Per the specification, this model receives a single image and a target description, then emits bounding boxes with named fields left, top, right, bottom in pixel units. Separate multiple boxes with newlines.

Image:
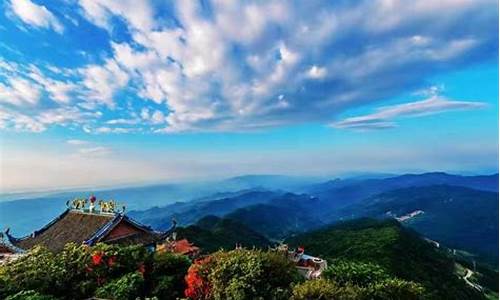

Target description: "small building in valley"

left=275, top=244, right=327, bottom=279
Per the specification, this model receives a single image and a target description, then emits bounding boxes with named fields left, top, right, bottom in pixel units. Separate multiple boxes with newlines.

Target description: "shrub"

left=291, top=278, right=362, bottom=300
left=363, top=278, right=425, bottom=300
left=291, top=278, right=426, bottom=300
left=90, top=243, right=151, bottom=278
left=0, top=246, right=64, bottom=298
left=185, top=256, right=213, bottom=300
left=150, top=252, right=191, bottom=299
left=184, top=249, right=300, bottom=300
left=5, top=290, right=59, bottom=300
left=323, top=260, right=391, bottom=287
left=57, top=243, right=93, bottom=298
left=94, top=272, right=145, bottom=300
left=321, top=260, right=426, bottom=299
left=0, top=242, right=170, bottom=299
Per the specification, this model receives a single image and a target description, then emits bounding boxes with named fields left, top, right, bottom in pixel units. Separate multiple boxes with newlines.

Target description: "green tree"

left=364, top=278, right=426, bottom=300
left=0, top=242, right=189, bottom=300
left=150, top=252, right=191, bottom=299
left=293, top=260, right=426, bottom=300
left=0, top=246, right=64, bottom=298
left=5, top=290, right=58, bottom=300
left=323, top=260, right=390, bottom=287
left=95, top=272, right=145, bottom=300
left=185, top=249, right=301, bottom=300
left=291, top=278, right=362, bottom=300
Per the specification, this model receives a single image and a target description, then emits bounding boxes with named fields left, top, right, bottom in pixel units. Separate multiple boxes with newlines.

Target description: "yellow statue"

left=71, top=198, right=87, bottom=210
left=99, top=200, right=117, bottom=213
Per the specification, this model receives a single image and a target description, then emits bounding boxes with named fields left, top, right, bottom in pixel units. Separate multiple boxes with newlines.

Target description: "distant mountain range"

left=1, top=172, right=498, bottom=265
left=0, top=174, right=317, bottom=235
left=1, top=171, right=497, bottom=299
left=129, top=190, right=286, bottom=230
left=0, top=175, right=314, bottom=235
left=129, top=173, right=499, bottom=259
left=340, top=185, right=499, bottom=261
left=307, top=172, right=498, bottom=217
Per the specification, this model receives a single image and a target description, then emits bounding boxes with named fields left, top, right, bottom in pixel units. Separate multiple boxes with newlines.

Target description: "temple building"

left=275, top=244, right=327, bottom=279
left=157, top=236, right=200, bottom=258
left=0, top=196, right=175, bottom=257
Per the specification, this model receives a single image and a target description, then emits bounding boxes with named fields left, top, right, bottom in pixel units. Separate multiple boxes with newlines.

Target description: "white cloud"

left=106, top=118, right=139, bottom=125
left=1, top=111, right=46, bottom=132
left=415, top=85, right=445, bottom=97
left=94, top=126, right=134, bottom=134
left=9, top=0, right=63, bottom=33
left=77, top=146, right=111, bottom=157
left=78, top=0, right=154, bottom=32
left=306, top=65, right=327, bottom=79
left=0, top=106, right=99, bottom=132
left=67, top=140, right=111, bottom=158
left=140, top=108, right=150, bottom=120
left=79, top=0, right=496, bottom=133
left=27, top=65, right=77, bottom=104
left=37, top=107, right=89, bottom=125
left=0, top=1, right=495, bottom=134
left=331, top=95, right=486, bottom=130
left=0, top=77, right=41, bottom=106
left=67, top=139, right=89, bottom=145
left=80, top=59, right=129, bottom=107
left=151, top=110, right=165, bottom=124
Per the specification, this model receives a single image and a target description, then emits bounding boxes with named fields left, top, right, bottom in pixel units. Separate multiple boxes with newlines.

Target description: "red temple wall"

left=103, top=221, right=141, bottom=241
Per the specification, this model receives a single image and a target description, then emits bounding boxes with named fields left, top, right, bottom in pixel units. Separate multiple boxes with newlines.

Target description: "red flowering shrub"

left=0, top=243, right=189, bottom=300
left=107, top=256, right=116, bottom=267
left=87, top=250, right=117, bottom=286
left=137, top=263, right=146, bottom=276
left=184, top=257, right=212, bottom=300
left=184, top=250, right=300, bottom=300
left=92, top=251, right=104, bottom=266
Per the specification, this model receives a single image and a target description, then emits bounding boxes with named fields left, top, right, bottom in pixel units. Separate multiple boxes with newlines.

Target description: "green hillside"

left=340, top=185, right=499, bottom=261
left=225, top=202, right=319, bottom=239
left=175, top=215, right=271, bottom=253
left=286, top=218, right=490, bottom=300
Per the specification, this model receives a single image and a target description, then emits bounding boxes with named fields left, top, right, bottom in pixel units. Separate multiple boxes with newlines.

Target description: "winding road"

left=463, top=268, right=483, bottom=292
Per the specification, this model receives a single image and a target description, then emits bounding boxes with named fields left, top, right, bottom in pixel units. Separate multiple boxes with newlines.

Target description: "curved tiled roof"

left=6, top=207, right=175, bottom=252
left=8, top=210, right=115, bottom=252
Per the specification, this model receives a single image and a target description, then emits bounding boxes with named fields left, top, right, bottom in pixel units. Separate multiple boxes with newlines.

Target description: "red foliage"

left=184, top=257, right=212, bottom=300
left=92, top=251, right=104, bottom=266
left=138, top=263, right=146, bottom=275
left=107, top=255, right=116, bottom=267
left=87, top=251, right=116, bottom=285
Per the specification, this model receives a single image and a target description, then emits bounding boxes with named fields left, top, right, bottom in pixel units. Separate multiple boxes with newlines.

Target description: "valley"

left=1, top=171, right=498, bottom=299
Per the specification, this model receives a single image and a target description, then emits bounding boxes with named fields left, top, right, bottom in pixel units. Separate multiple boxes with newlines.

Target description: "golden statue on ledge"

left=68, top=198, right=87, bottom=210
left=99, top=200, right=117, bottom=213
left=66, top=196, right=125, bottom=214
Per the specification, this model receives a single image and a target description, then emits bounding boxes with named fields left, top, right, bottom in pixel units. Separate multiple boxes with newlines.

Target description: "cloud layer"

left=8, top=0, right=63, bottom=33
left=331, top=95, right=486, bottom=130
left=0, top=0, right=497, bottom=133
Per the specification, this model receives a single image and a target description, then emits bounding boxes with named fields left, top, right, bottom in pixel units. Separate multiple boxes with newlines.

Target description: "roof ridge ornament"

left=67, top=196, right=126, bottom=214
left=67, top=198, right=87, bottom=210
left=99, top=199, right=126, bottom=214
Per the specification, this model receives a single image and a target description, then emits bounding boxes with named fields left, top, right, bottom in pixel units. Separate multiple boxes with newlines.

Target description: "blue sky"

left=0, top=0, right=498, bottom=192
